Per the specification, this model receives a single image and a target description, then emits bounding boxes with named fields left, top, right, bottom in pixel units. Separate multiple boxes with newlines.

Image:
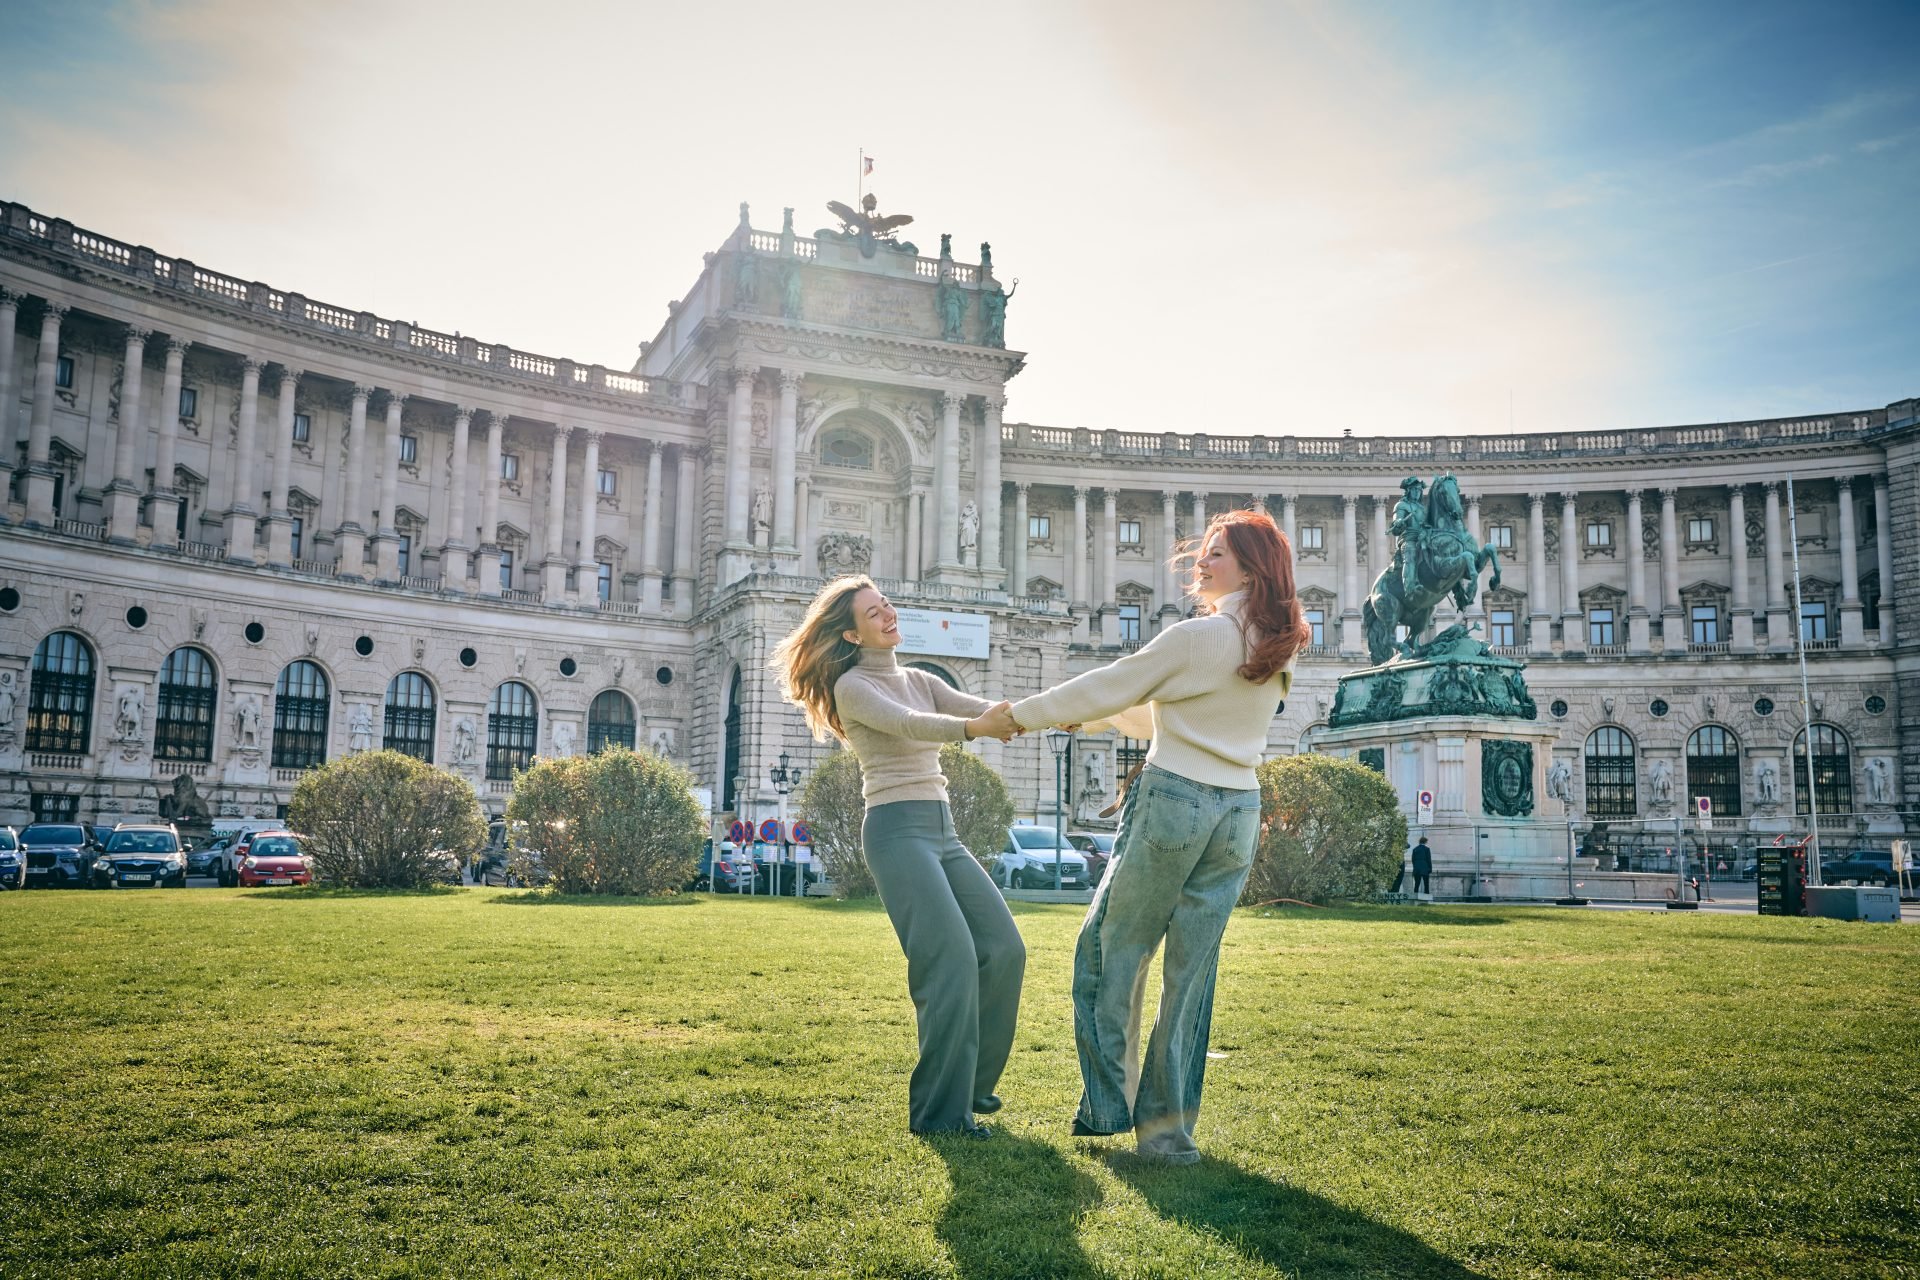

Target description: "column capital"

left=42, top=301, right=69, bottom=323
left=1560, top=491, right=1579, bottom=507
left=1761, top=479, right=1780, bottom=496
left=553, top=423, right=574, bottom=443
left=731, top=366, right=757, bottom=388
left=1836, top=474, right=1854, bottom=494
left=1624, top=487, right=1644, bottom=506
left=778, top=369, right=803, bottom=392
left=1163, top=488, right=1179, bottom=503
left=452, top=406, right=474, bottom=424
left=1659, top=486, right=1679, bottom=502
left=1343, top=494, right=1360, bottom=511
left=983, top=396, right=1007, bottom=415
left=382, top=391, right=407, bottom=414
left=486, top=408, right=509, bottom=427
left=1013, top=481, right=1030, bottom=495
left=1072, top=484, right=1088, bottom=499
left=1465, top=493, right=1482, bottom=508
left=939, top=390, right=966, bottom=413
left=351, top=383, right=375, bottom=401
left=277, top=366, right=303, bottom=387
left=583, top=428, right=603, bottom=447
left=164, top=337, right=190, bottom=359
left=125, top=326, right=152, bottom=345
left=0, top=285, right=21, bottom=308
left=1101, top=487, right=1119, bottom=508
left=241, top=356, right=265, bottom=377
left=1527, top=491, right=1548, bottom=508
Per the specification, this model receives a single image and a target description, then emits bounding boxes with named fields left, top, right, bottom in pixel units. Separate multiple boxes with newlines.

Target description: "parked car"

left=1820, top=849, right=1898, bottom=887
left=695, top=842, right=757, bottom=893
left=1065, top=831, right=1115, bottom=885
left=19, top=823, right=100, bottom=888
left=187, top=833, right=230, bottom=878
left=472, top=821, right=549, bottom=887
left=234, top=832, right=312, bottom=887
left=995, top=825, right=1090, bottom=890
left=90, top=823, right=189, bottom=889
left=0, top=826, right=22, bottom=889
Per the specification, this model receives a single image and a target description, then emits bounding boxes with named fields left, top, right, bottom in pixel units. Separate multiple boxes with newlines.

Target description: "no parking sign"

left=727, top=819, right=749, bottom=845
left=759, top=818, right=784, bottom=844
left=1417, top=789, right=1434, bottom=824
left=791, top=820, right=812, bottom=845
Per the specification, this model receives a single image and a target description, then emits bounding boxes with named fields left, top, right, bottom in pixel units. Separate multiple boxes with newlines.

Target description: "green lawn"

left=1, top=889, right=1914, bottom=1279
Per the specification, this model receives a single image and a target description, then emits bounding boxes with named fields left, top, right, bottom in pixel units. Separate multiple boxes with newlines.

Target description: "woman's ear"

left=842, top=628, right=861, bottom=647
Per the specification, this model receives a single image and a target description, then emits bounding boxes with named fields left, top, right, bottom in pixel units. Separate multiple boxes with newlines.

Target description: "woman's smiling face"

left=842, top=587, right=901, bottom=648
left=1194, top=528, right=1248, bottom=605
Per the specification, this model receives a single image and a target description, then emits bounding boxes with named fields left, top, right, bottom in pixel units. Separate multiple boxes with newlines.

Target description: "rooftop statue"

left=821, top=193, right=916, bottom=259
left=1362, top=474, right=1503, bottom=666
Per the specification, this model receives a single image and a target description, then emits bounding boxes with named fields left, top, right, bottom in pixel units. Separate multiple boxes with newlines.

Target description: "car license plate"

left=266, top=877, right=293, bottom=885
left=123, top=874, right=151, bottom=882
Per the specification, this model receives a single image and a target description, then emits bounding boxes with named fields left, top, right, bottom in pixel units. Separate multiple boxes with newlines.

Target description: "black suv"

left=19, top=824, right=100, bottom=888
left=91, top=824, right=189, bottom=889
left=1819, top=850, right=1898, bottom=887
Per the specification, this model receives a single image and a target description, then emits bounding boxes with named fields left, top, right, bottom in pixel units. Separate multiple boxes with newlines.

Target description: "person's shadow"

left=1106, top=1151, right=1487, bottom=1279
left=929, top=1132, right=1104, bottom=1280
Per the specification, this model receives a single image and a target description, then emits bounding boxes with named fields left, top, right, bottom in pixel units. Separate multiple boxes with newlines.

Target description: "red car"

left=233, top=831, right=312, bottom=887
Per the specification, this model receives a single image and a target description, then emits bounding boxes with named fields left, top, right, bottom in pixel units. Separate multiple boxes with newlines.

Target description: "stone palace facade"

left=1, top=196, right=1914, bottom=848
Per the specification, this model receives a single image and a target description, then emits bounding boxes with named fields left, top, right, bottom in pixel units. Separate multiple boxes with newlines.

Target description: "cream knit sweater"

left=1010, top=591, right=1293, bottom=790
left=832, top=647, right=993, bottom=808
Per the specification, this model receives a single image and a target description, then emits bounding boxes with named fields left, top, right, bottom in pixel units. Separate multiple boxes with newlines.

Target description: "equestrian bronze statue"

left=1360, top=474, right=1503, bottom=666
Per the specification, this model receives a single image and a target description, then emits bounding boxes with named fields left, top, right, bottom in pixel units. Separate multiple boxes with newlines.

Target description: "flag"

left=863, top=156, right=875, bottom=175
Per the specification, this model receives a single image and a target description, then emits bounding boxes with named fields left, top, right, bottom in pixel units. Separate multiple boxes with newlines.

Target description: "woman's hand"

left=967, top=701, right=1021, bottom=742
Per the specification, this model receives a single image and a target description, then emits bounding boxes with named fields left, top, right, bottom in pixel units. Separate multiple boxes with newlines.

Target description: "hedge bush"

left=505, top=746, right=705, bottom=896
left=1243, top=753, right=1407, bottom=904
left=288, top=749, right=486, bottom=889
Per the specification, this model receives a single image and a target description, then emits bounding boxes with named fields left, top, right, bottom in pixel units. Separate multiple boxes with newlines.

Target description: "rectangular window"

left=1588, top=607, right=1616, bottom=646
left=501, top=452, right=520, bottom=482
left=290, top=516, right=304, bottom=561
left=292, top=412, right=311, bottom=443
left=398, top=434, right=418, bottom=466
left=55, top=355, right=74, bottom=389
left=397, top=535, right=412, bottom=577
left=499, top=549, right=514, bottom=590
left=1117, top=519, right=1142, bottom=546
left=1028, top=514, right=1050, bottom=541
left=32, top=792, right=82, bottom=823
left=1687, top=517, right=1714, bottom=543
left=1305, top=609, right=1326, bottom=647
left=597, top=468, right=617, bottom=496
left=1585, top=521, right=1611, bottom=548
left=1488, top=524, right=1514, bottom=550
left=597, top=561, right=613, bottom=603
left=1690, top=605, right=1720, bottom=644
left=1863, top=586, right=1880, bottom=631
left=178, top=387, right=198, bottom=418
left=1490, top=609, right=1516, bottom=647
left=1800, top=602, right=1829, bottom=641
left=1117, top=604, right=1142, bottom=643
left=1300, top=524, right=1325, bottom=551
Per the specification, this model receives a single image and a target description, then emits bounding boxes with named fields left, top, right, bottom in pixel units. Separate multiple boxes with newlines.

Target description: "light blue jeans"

left=1073, top=765, right=1260, bottom=1161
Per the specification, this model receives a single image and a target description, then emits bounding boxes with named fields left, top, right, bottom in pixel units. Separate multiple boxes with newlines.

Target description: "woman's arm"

left=919, top=672, right=995, bottom=719
left=835, top=676, right=970, bottom=744
left=1010, top=627, right=1190, bottom=731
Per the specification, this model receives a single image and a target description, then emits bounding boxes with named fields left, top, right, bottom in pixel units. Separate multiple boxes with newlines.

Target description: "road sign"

left=728, top=819, right=749, bottom=845
left=1695, top=795, right=1713, bottom=830
left=1417, top=789, right=1434, bottom=824
left=759, top=818, right=783, bottom=844
left=791, top=820, right=812, bottom=845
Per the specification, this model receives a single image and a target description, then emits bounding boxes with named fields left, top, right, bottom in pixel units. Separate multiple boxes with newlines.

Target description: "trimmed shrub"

left=505, top=746, right=704, bottom=896
left=1244, top=753, right=1407, bottom=905
left=939, top=742, right=1016, bottom=866
left=289, top=749, right=486, bottom=889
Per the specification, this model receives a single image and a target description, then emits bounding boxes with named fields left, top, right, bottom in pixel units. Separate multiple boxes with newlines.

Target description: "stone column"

left=794, top=475, right=811, bottom=572
left=1873, top=473, right=1895, bottom=644
left=1191, top=492, right=1207, bottom=547
left=335, top=385, right=372, bottom=574
left=439, top=406, right=472, bottom=586
left=1559, top=492, right=1583, bottom=653
left=0, top=288, right=20, bottom=511
left=1626, top=489, right=1651, bottom=654
left=150, top=339, right=188, bottom=548
left=373, top=392, right=406, bottom=581
left=1161, top=489, right=1180, bottom=615
left=1370, top=495, right=1389, bottom=592
left=1341, top=495, right=1363, bottom=655
left=1659, top=489, right=1682, bottom=638
left=774, top=371, right=800, bottom=553
left=542, top=424, right=572, bottom=600
left=1837, top=476, right=1863, bottom=646
left=937, top=391, right=963, bottom=569
left=1728, top=484, right=1754, bottom=652
left=266, top=368, right=302, bottom=566
left=1100, top=488, right=1119, bottom=646
left=1527, top=492, right=1551, bottom=653
left=1281, top=492, right=1299, bottom=547
left=225, top=357, right=264, bottom=561
left=105, top=325, right=150, bottom=542
left=1011, top=483, right=1029, bottom=599
left=905, top=488, right=925, bottom=580
left=979, top=397, right=1004, bottom=579
left=673, top=446, right=697, bottom=616
left=477, top=410, right=505, bottom=597
left=724, top=367, right=754, bottom=551
left=577, top=430, right=603, bottom=601
left=1762, top=480, right=1788, bottom=643
left=1463, top=494, right=1484, bottom=625
left=640, top=442, right=665, bottom=612
left=22, top=301, right=67, bottom=525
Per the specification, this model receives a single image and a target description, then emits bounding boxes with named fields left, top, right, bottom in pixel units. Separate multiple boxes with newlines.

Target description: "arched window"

left=1584, top=727, right=1636, bottom=816
left=722, top=669, right=743, bottom=810
left=907, top=661, right=959, bottom=689
left=587, top=689, right=636, bottom=754
left=1298, top=724, right=1326, bottom=755
left=155, top=647, right=217, bottom=762
left=486, top=681, right=538, bottom=781
left=1685, top=726, right=1742, bottom=818
left=1793, top=723, right=1852, bottom=816
left=383, top=672, right=436, bottom=762
left=27, top=631, right=95, bottom=755
left=819, top=427, right=874, bottom=470
left=272, top=661, right=331, bottom=769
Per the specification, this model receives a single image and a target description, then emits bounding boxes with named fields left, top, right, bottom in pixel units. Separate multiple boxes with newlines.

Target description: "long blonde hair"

left=771, top=575, right=877, bottom=742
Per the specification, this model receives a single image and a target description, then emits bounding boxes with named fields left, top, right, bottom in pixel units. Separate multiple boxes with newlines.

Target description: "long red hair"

left=1179, top=508, right=1310, bottom=684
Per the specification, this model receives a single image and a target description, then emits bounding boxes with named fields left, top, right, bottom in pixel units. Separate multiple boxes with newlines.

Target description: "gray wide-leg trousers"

left=864, top=800, right=1026, bottom=1134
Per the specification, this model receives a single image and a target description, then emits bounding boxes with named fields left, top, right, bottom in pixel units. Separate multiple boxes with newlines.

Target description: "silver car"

left=996, top=825, right=1089, bottom=890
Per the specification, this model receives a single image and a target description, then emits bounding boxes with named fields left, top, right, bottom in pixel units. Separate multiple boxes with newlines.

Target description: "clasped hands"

left=967, top=705, right=1081, bottom=743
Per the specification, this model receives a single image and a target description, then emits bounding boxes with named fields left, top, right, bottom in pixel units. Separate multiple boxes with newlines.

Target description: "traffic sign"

left=727, top=819, right=749, bottom=845
left=1417, top=789, right=1434, bottom=824
left=791, top=820, right=812, bottom=845
left=759, top=818, right=784, bottom=844
left=1695, top=795, right=1713, bottom=830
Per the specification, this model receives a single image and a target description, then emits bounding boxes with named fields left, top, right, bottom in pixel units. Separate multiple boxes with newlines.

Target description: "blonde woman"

left=772, top=576, right=1025, bottom=1137
left=1011, top=509, right=1308, bottom=1163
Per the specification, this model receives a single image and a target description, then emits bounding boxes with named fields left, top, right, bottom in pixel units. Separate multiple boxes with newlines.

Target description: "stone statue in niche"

left=552, top=722, right=576, bottom=758
left=1648, top=758, right=1675, bottom=809
left=1754, top=760, right=1780, bottom=810
left=348, top=704, right=376, bottom=753
left=751, top=484, right=773, bottom=542
left=735, top=246, right=759, bottom=305
left=0, top=671, right=16, bottom=739
left=1547, top=758, right=1572, bottom=805
left=453, top=717, right=478, bottom=765
left=959, top=502, right=980, bottom=555
left=1865, top=756, right=1894, bottom=807
left=233, top=695, right=262, bottom=751
left=649, top=727, right=674, bottom=758
left=936, top=276, right=969, bottom=343
left=780, top=263, right=803, bottom=320
left=115, top=685, right=145, bottom=741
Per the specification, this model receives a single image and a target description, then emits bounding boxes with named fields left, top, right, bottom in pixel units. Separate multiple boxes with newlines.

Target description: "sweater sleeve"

left=1011, top=626, right=1191, bottom=731
left=919, top=670, right=994, bottom=719
left=835, top=673, right=971, bottom=744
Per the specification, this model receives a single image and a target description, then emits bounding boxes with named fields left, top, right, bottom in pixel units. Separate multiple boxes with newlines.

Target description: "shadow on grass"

left=1251, top=905, right=1519, bottom=927
left=487, top=890, right=702, bottom=907
left=1105, top=1151, right=1486, bottom=1279
left=928, top=1131, right=1103, bottom=1280
left=235, top=884, right=463, bottom=901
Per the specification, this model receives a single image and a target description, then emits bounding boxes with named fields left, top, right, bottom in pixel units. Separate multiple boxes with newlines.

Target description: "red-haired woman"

left=1010, top=509, right=1308, bottom=1163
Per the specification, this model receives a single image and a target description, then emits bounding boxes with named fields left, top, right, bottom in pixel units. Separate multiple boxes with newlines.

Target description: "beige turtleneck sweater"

left=832, top=647, right=994, bottom=808
left=1010, top=591, right=1294, bottom=790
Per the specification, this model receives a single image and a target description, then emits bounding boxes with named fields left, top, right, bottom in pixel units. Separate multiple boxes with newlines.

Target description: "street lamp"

left=1046, top=729, right=1070, bottom=891
left=770, top=751, right=805, bottom=898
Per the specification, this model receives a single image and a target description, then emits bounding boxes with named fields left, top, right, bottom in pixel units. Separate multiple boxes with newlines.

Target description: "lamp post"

left=769, top=751, right=804, bottom=898
left=1046, top=729, right=1070, bottom=891
left=732, top=774, right=751, bottom=895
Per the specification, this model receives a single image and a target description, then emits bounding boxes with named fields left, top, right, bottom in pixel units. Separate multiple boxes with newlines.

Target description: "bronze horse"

left=1361, top=474, right=1502, bottom=665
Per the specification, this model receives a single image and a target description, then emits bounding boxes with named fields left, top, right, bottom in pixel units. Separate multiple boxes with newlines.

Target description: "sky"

left=1, top=0, right=1915, bottom=436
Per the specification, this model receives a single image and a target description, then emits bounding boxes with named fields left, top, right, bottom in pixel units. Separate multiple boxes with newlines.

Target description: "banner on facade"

left=895, top=607, right=992, bottom=659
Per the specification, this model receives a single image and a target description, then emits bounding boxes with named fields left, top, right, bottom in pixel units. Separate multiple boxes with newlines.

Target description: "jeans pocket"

left=1137, top=788, right=1203, bottom=853
left=1225, top=803, right=1261, bottom=870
